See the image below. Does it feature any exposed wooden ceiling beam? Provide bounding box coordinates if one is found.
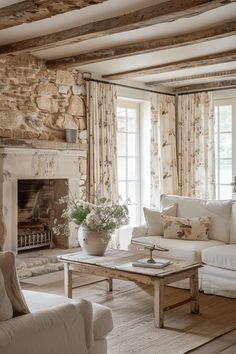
[103,50,236,80]
[0,0,107,30]
[146,69,236,86]
[174,79,236,93]
[46,20,236,68]
[0,0,234,55]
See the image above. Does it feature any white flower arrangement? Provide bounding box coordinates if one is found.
[54,196,129,240]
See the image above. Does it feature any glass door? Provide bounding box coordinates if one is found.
[214,98,236,200]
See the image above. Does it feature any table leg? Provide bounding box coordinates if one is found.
[190,269,199,314]
[154,280,164,328]
[107,277,113,292]
[64,263,72,299]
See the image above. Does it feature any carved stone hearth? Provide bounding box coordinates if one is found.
[0,147,87,252]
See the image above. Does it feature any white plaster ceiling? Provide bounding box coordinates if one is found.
[0,0,236,85]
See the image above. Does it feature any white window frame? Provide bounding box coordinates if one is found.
[117,99,141,226]
[117,97,150,227]
[214,98,235,199]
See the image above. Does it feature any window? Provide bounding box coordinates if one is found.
[214,100,234,199]
[117,100,140,226]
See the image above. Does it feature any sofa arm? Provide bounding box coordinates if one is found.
[0,302,93,354]
[132,224,148,238]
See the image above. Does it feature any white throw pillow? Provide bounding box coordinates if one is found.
[143,204,177,236]
[0,252,30,316]
[161,215,211,241]
[0,268,13,321]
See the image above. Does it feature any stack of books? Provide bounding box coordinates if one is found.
[132,258,171,269]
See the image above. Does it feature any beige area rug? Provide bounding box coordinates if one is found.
[102,284,236,354]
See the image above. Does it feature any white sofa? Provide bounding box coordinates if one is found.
[0,290,113,354]
[131,194,236,298]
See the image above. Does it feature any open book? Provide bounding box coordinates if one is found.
[132,258,171,269]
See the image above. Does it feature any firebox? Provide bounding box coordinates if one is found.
[17,179,67,251]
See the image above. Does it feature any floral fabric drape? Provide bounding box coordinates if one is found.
[86,81,118,203]
[150,94,179,207]
[178,92,215,199]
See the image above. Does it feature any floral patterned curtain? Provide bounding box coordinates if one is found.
[86,81,118,203]
[150,94,179,207]
[177,92,215,199]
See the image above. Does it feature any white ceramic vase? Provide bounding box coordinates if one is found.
[78,226,109,256]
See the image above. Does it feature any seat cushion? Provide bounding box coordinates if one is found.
[161,194,232,243]
[131,236,224,262]
[202,245,236,271]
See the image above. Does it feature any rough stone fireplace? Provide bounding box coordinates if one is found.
[0,146,87,253]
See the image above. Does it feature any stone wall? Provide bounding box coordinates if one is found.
[0,54,87,143]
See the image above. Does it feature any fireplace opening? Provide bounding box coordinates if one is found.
[17,179,68,252]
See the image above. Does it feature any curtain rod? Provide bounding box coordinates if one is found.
[177,85,236,96]
[83,77,176,97]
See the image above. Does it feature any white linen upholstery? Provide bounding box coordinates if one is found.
[230,201,236,243]
[132,224,148,238]
[161,194,232,243]
[24,290,113,342]
[0,252,30,315]
[143,204,177,236]
[0,289,113,354]
[201,265,236,298]
[0,269,13,321]
[0,303,90,354]
[202,245,236,271]
[131,236,224,262]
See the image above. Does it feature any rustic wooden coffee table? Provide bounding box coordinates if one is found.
[58,249,201,328]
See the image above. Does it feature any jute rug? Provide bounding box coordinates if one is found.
[21,271,236,354]
[101,284,236,354]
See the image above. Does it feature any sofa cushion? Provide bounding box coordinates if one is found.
[161,194,232,243]
[0,252,30,316]
[0,269,13,321]
[131,236,224,262]
[202,245,236,271]
[161,215,210,241]
[143,204,177,236]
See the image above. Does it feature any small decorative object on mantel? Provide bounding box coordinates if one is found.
[131,240,170,269]
[64,121,78,143]
[55,196,129,256]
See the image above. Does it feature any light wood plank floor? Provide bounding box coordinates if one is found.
[21,274,236,354]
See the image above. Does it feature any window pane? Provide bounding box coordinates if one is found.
[128,204,136,226]
[118,181,126,203]
[127,109,136,132]
[118,157,126,180]
[219,105,232,132]
[127,157,136,179]
[128,181,136,204]
[219,133,232,158]
[219,159,232,184]
[117,133,126,156]
[219,185,232,200]
[127,133,136,156]
[117,109,126,132]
